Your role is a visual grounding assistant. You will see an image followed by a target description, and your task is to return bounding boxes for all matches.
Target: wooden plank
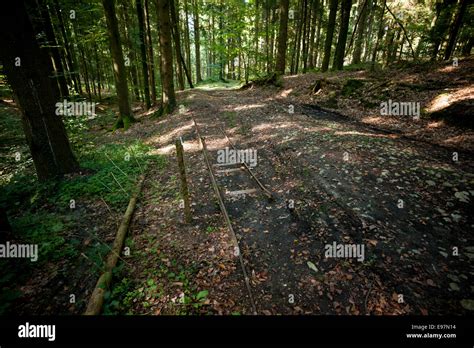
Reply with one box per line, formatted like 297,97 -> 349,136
226,188 -> 257,196
215,168 -> 243,174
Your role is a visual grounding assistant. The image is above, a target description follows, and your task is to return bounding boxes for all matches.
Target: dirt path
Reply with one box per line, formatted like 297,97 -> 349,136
120,86 -> 473,315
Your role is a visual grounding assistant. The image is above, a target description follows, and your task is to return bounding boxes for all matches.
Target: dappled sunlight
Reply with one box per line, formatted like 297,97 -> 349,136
361,116 -> 400,129
437,65 -> 459,73
233,103 -> 266,111
145,120 -> 194,146
253,121 -> 305,132
202,136 -> 230,151
443,134 -> 474,145
334,130 -> 392,139
426,121 -> 445,129
279,88 -> 293,98
151,139 -> 202,156
426,86 -> 473,113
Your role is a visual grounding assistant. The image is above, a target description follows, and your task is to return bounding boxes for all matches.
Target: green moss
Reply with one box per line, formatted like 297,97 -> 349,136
341,79 -> 365,96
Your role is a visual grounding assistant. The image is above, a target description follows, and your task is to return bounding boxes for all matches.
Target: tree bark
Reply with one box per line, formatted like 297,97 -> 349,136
275,0 -> 290,74
37,0 -> 69,98
170,0 -> 194,88
156,0 -> 176,114
430,0 -> 457,60
144,0 -> 157,104
53,0 -> 81,94
193,0 -> 202,82
352,0 -> 369,64
170,0 -> 185,90
136,0 -> 151,109
333,0 -> 352,70
444,0 -> 468,60
183,0 -> 193,82
370,0 -> 386,71
102,0 -> 133,129
0,1 -> 79,181
321,0 -> 339,72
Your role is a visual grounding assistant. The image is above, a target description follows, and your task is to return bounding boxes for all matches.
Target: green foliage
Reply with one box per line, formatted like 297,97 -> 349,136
341,79 -> 365,96
11,213 -> 77,261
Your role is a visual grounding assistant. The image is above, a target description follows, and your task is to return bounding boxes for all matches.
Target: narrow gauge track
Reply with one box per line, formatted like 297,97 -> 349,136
190,112 -> 276,315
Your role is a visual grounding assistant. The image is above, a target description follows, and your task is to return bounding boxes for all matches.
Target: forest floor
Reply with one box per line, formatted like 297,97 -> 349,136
1,59 -> 473,315
103,58 -> 473,315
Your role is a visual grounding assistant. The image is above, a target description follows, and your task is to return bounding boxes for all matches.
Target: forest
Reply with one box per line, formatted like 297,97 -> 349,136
0,0 -> 473,321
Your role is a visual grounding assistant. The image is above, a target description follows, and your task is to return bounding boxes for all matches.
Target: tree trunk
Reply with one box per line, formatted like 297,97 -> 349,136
0,1 -> 79,181
314,1 -> 323,67
444,0 -> 468,60
301,0 -> 310,73
193,0 -> 202,82
53,0 -> 81,94
292,0 -> 304,74
370,0 -> 386,70
430,0 -> 457,60
145,0 -> 157,104
333,0 -> 352,70
170,0 -> 185,90
275,0 -> 290,74
321,0 -> 338,72
102,0 -> 133,129
94,43 -> 103,101
352,0 -> 368,64
170,0 -> 194,88
183,0 -> 193,82
156,0 -> 176,114
308,0 -> 319,69
363,0 -> 376,62
120,2 -> 141,102
37,0 -> 69,98
136,0 -> 151,109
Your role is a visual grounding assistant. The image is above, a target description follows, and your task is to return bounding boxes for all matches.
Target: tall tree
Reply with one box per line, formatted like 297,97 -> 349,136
53,0 -> 81,94
144,0 -> 157,104
370,0 -> 386,70
321,0 -> 339,72
0,1 -> 79,180
102,0 -> 133,129
183,0 -> 193,82
170,0 -> 194,88
275,0 -> 290,74
333,0 -> 352,70
193,0 -> 202,83
352,0 -> 369,64
156,0 -> 176,114
170,0 -> 185,90
136,0 -> 151,109
37,0 -> 69,98
308,0 -> 320,69
444,0 -> 468,60
430,0 -> 457,60
119,1 -> 141,102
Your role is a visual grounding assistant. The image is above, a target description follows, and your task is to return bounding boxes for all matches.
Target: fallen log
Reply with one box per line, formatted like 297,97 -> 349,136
84,173 -> 146,315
